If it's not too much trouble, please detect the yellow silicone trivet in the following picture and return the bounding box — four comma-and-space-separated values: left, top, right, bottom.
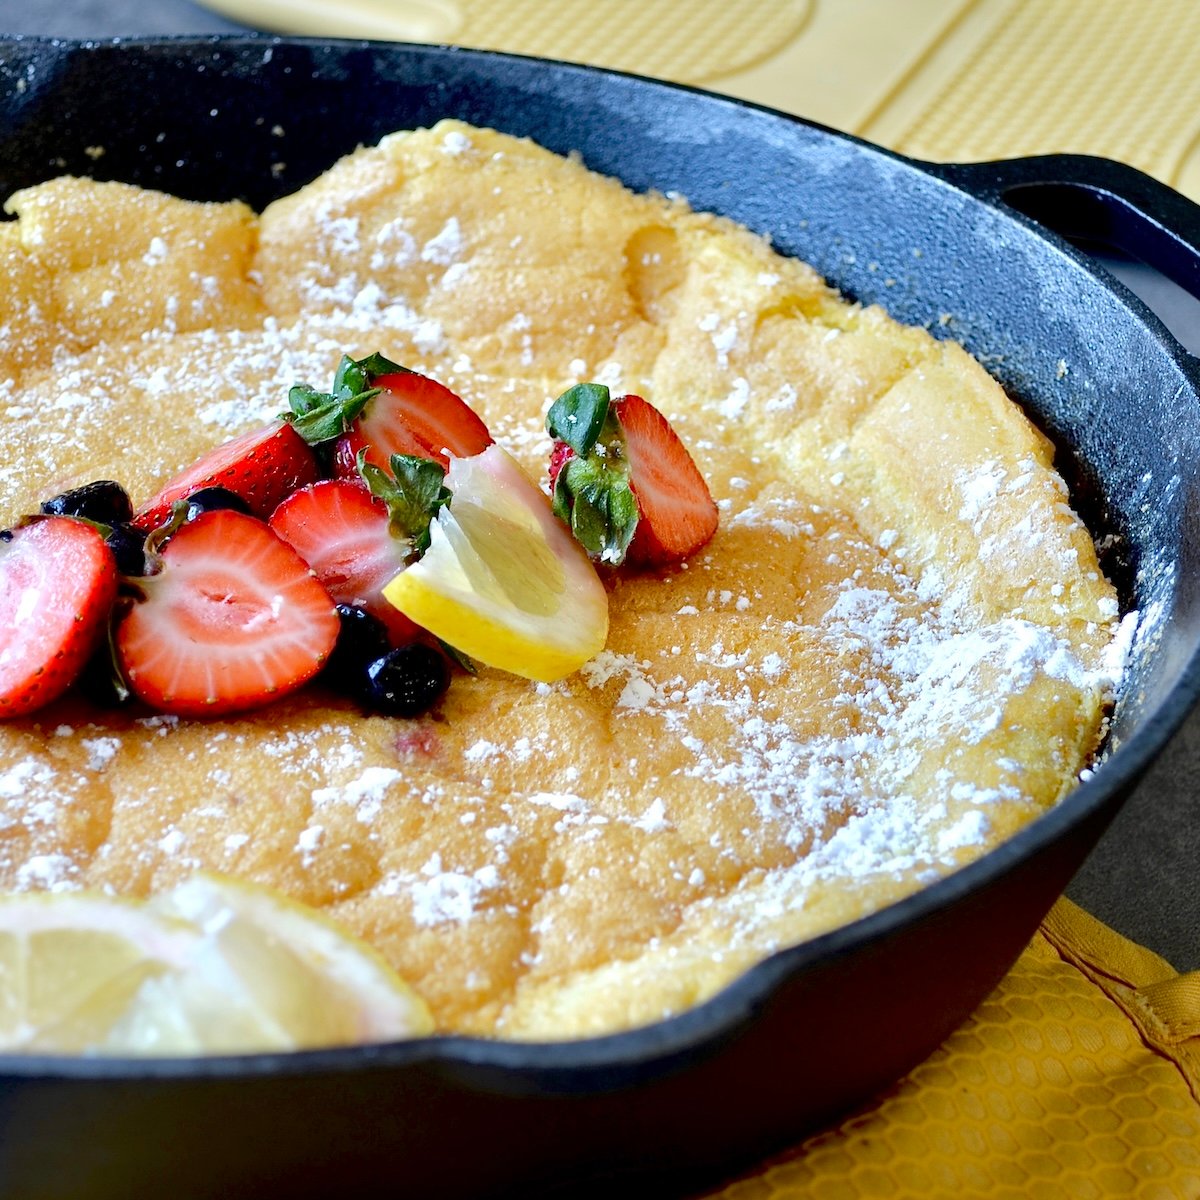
702, 899, 1200, 1199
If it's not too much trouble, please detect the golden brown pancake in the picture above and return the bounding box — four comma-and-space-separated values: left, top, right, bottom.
0, 121, 1125, 1039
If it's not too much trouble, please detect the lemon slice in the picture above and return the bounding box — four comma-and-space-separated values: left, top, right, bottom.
383, 444, 609, 682
0, 878, 432, 1055
0, 893, 198, 1053
149, 873, 433, 1052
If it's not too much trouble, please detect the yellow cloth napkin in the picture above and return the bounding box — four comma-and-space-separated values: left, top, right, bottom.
704, 899, 1200, 1198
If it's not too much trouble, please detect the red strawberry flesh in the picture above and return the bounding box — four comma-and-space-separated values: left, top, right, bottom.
269, 479, 420, 645
132, 421, 321, 532
548, 440, 574, 491
613, 394, 718, 566
116, 509, 338, 717
0, 518, 118, 717
334, 371, 492, 474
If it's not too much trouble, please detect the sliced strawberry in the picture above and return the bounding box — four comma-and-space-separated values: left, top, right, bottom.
116, 510, 338, 718
333, 370, 492, 475
269, 479, 421, 646
546, 384, 717, 567
0, 518, 119, 717
612, 394, 719, 566
132, 421, 321, 532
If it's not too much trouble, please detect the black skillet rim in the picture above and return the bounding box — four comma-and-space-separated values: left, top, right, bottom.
0, 32, 1198, 1083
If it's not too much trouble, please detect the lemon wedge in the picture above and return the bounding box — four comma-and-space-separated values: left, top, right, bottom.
0, 877, 432, 1055
383, 444, 609, 682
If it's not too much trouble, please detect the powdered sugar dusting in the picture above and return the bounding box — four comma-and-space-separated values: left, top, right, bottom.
579, 561, 1124, 883
396, 852, 502, 927
312, 766, 403, 824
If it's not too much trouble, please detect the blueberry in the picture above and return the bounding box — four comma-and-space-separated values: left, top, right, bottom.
105, 522, 148, 576
322, 605, 392, 693
41, 480, 133, 526
320, 608, 451, 717
183, 487, 252, 521
362, 643, 450, 718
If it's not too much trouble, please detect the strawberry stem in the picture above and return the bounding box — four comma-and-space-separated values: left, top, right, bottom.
98, 604, 134, 705
357, 450, 452, 558
140, 500, 191, 576
284, 352, 411, 446
547, 383, 640, 565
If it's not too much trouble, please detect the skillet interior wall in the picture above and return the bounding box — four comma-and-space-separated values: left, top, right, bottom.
1, 35, 1196, 748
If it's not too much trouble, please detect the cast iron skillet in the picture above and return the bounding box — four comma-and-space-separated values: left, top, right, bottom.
1, 36, 1199, 1200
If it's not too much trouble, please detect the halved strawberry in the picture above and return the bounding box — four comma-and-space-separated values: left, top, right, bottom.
269, 479, 421, 646
0, 518, 119, 717
115, 510, 338, 718
331, 368, 493, 474
132, 421, 321, 532
546, 384, 718, 567
613, 394, 720, 565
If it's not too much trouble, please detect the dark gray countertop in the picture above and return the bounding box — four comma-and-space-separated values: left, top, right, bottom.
0, 0, 247, 36
2, 0, 1197, 972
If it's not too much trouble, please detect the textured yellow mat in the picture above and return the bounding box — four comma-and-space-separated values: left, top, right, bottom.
196, 0, 1200, 201
702, 899, 1200, 1199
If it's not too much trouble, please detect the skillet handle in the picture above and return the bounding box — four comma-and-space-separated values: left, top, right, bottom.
939, 155, 1200, 302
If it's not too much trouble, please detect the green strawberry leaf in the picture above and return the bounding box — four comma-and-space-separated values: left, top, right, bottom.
555, 455, 638, 563
358, 450, 452, 557
284, 352, 412, 446
286, 383, 331, 418
546, 383, 611, 456
547, 382, 641, 565
351, 351, 409, 383
285, 386, 377, 444
438, 639, 477, 675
